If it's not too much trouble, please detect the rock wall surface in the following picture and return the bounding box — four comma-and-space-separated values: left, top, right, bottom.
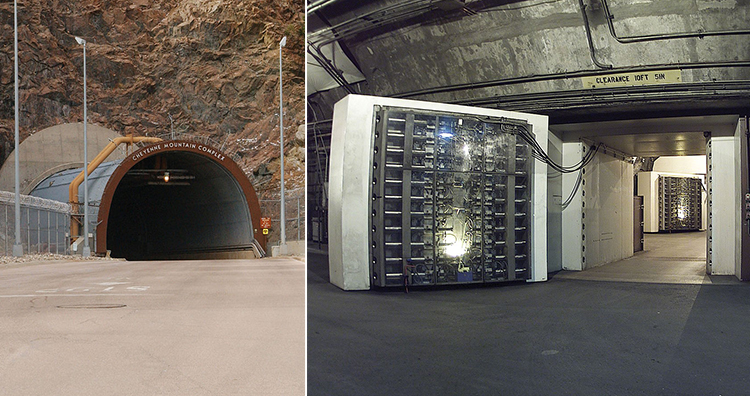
0, 0, 304, 206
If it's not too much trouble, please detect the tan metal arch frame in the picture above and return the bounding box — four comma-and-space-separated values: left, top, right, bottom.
95, 140, 266, 256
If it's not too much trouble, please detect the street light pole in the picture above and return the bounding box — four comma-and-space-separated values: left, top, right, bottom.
12, 0, 22, 257
75, 36, 91, 257
279, 36, 287, 255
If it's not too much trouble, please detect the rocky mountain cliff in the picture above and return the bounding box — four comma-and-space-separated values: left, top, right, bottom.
0, 0, 304, 207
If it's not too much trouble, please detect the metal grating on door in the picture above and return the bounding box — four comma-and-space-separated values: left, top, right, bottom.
658, 176, 702, 231
370, 107, 533, 287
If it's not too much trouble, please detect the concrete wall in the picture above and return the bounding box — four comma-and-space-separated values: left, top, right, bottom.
0, 123, 127, 194
637, 172, 659, 233
653, 156, 706, 174
328, 94, 549, 290
271, 240, 306, 257
311, 0, 750, 106
561, 142, 585, 271
582, 150, 634, 269
707, 136, 737, 275
560, 144, 634, 271
547, 131, 564, 273
735, 121, 743, 279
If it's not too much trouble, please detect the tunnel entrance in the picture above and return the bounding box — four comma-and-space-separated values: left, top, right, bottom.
97, 141, 265, 260
551, 114, 744, 281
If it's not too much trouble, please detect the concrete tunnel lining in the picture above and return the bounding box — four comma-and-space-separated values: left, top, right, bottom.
29, 140, 265, 259
97, 140, 266, 259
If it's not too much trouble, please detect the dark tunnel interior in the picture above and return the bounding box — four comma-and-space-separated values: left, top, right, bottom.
106, 152, 254, 260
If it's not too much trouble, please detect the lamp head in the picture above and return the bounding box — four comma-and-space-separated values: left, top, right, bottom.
280, 36, 287, 47
75, 37, 86, 45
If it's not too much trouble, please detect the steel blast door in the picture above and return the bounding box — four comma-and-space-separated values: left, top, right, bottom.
634, 196, 644, 252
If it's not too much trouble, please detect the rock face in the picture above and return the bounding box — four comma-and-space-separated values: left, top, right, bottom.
0, 0, 304, 243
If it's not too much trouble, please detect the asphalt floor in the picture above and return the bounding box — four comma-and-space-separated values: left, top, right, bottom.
307, 232, 750, 396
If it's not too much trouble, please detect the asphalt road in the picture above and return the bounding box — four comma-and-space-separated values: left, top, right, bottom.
307, 251, 750, 396
0, 257, 305, 395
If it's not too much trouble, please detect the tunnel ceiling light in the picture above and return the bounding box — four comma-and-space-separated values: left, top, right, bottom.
146, 181, 190, 186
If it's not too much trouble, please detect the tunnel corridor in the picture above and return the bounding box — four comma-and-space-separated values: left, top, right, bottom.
104, 151, 256, 260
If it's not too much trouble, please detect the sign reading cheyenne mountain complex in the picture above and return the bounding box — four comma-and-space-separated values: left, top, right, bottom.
131, 141, 227, 162
581, 69, 682, 89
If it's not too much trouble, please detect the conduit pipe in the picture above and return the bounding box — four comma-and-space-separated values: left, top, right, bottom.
69, 135, 162, 239
455, 80, 750, 108
600, 0, 750, 44
307, 0, 342, 15
393, 60, 750, 98
307, 45, 357, 95
578, 0, 612, 69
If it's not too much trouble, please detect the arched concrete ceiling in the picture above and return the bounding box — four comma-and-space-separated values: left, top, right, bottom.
308, 0, 750, 123
0, 123, 128, 194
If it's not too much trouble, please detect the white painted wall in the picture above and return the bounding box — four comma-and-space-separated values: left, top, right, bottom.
582, 151, 634, 269
327, 96, 374, 290
637, 172, 660, 233
547, 131, 563, 273
561, 142, 584, 271
328, 94, 549, 290
734, 121, 743, 279
653, 156, 706, 174
707, 137, 737, 275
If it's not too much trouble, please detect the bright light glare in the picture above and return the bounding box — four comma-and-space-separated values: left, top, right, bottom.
677, 206, 686, 220
463, 144, 470, 156
439, 132, 453, 138
444, 241, 466, 257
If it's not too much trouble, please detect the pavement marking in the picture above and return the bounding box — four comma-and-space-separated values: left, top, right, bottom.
0, 294, 172, 298
65, 288, 90, 292
34, 285, 151, 294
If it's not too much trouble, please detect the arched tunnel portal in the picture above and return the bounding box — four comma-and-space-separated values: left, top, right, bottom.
96, 141, 265, 260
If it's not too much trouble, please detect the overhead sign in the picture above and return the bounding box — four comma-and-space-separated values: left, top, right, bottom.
582, 69, 682, 89
260, 217, 272, 229
130, 141, 227, 163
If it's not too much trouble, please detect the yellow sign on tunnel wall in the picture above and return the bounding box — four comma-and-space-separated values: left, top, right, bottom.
582, 69, 682, 89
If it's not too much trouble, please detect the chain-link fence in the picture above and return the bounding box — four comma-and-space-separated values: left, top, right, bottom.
0, 191, 71, 256
307, 121, 331, 248
260, 195, 305, 247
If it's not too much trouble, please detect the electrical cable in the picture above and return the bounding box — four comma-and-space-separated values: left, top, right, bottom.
561, 168, 583, 208
453, 115, 601, 206
482, 116, 601, 173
